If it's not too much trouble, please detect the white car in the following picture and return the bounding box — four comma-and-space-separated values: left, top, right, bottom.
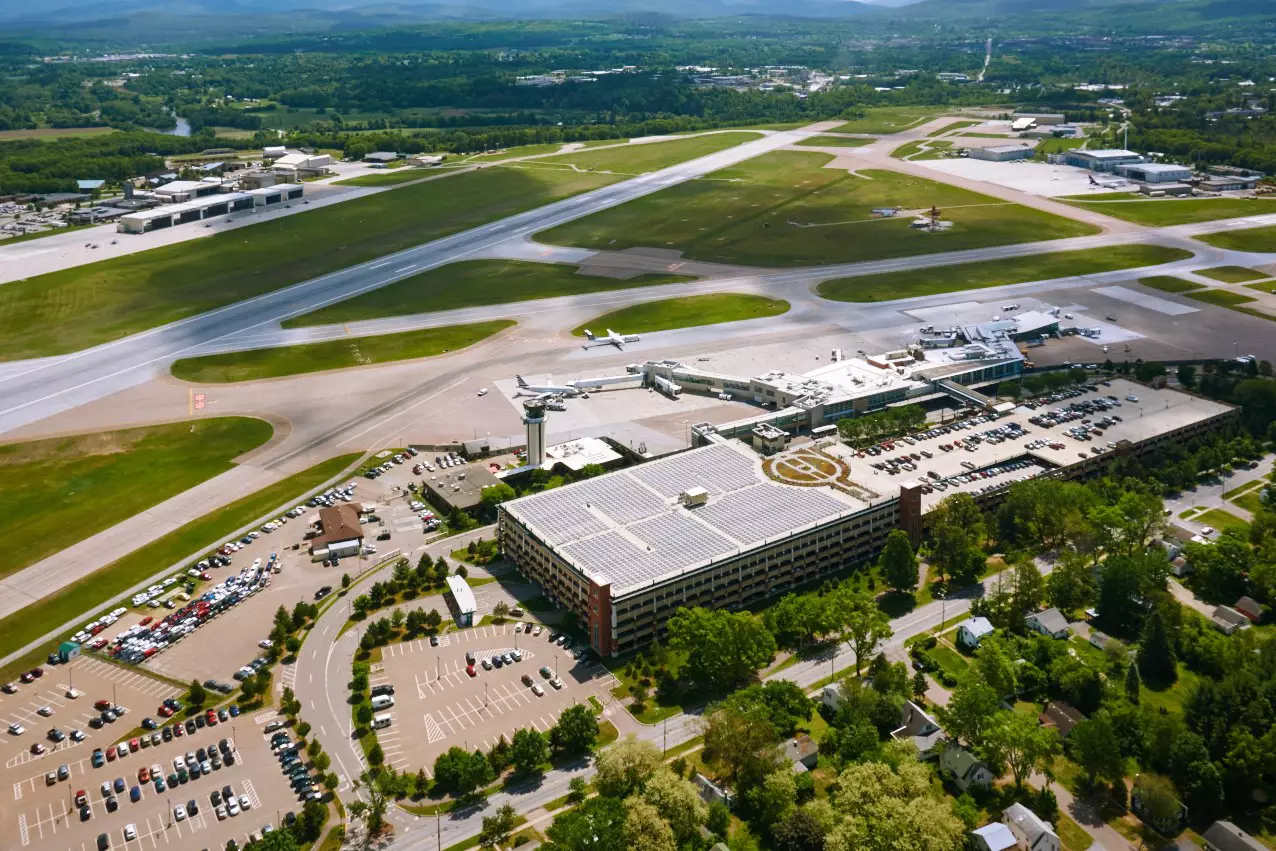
532, 626, 543, 637
227, 799, 240, 817
258, 640, 273, 649
1201, 526, 1216, 535
239, 794, 251, 811
174, 804, 186, 821
477, 388, 489, 396
8, 723, 24, 735
531, 684, 545, 697
216, 805, 227, 821
124, 824, 138, 841
36, 706, 53, 717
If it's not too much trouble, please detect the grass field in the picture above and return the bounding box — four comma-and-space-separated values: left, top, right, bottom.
891, 139, 954, 160
817, 244, 1193, 302
1196, 223, 1276, 252
1139, 275, 1204, 293
1196, 508, 1251, 535
794, 136, 873, 147
1032, 137, 1086, 157
570, 293, 789, 336
1232, 491, 1265, 515
170, 321, 514, 383
1065, 196, 1276, 226
334, 168, 445, 187
0, 166, 620, 362
0, 453, 358, 676
0, 126, 117, 141
1198, 265, 1269, 283
0, 224, 93, 247
539, 152, 1098, 268
928, 120, 980, 137
834, 107, 949, 134
520, 132, 760, 174
285, 260, 694, 328
459, 143, 571, 163
1187, 288, 1260, 308
0, 418, 272, 580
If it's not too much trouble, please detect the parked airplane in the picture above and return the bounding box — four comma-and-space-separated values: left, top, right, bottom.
515, 375, 581, 396
582, 328, 640, 350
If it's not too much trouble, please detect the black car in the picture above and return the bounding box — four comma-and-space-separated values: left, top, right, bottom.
429, 635, 439, 647
161, 728, 172, 742
105, 796, 118, 813
184, 719, 196, 735
89, 717, 104, 730
194, 715, 206, 729
224, 751, 236, 766
314, 586, 332, 601
187, 799, 199, 816
196, 747, 207, 762
142, 718, 157, 730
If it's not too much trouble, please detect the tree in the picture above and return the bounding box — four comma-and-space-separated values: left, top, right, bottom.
1012, 559, 1045, 620
642, 768, 707, 843
706, 800, 731, 838
666, 606, 776, 691
1137, 608, 1177, 685
878, 530, 917, 594
454, 564, 468, 579
822, 751, 966, 851
433, 747, 495, 798
254, 831, 300, 851
700, 702, 781, 787
972, 635, 1019, 699
832, 589, 892, 677
1068, 712, 1125, 787
511, 728, 550, 775
724, 681, 813, 737
1046, 554, 1094, 616
764, 593, 835, 649
929, 493, 986, 587
980, 711, 1059, 788
772, 809, 827, 851
545, 795, 627, 851
479, 803, 519, 849
550, 704, 598, 756
567, 776, 588, 803
367, 744, 384, 766
1124, 661, 1141, 704
188, 679, 207, 707
593, 736, 662, 799
910, 671, 928, 703
1134, 774, 1182, 839
348, 771, 391, 840
938, 681, 1000, 748
1177, 364, 1196, 389
341, 572, 351, 589
748, 770, 797, 829
623, 798, 676, 851
480, 482, 517, 512
493, 601, 510, 620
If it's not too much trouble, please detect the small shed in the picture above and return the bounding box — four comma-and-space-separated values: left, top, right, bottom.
57, 641, 81, 663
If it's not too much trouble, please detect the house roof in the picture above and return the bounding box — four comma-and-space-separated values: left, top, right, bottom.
1028, 607, 1070, 634
782, 733, 818, 765
973, 823, 1017, 851
313, 504, 363, 547
1213, 605, 1249, 627
1235, 596, 1263, 618
1004, 802, 1057, 843
1039, 701, 1085, 737
943, 743, 990, 781
960, 616, 994, 638
1202, 820, 1266, 851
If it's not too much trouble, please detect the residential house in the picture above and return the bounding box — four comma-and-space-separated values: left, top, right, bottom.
1039, 701, 1085, 738
1211, 605, 1250, 634
1201, 820, 1266, 851
1234, 596, 1263, 623
1003, 802, 1060, 851
692, 773, 734, 808
1088, 630, 1110, 651
972, 822, 1018, 851
781, 733, 819, 773
958, 616, 995, 649
820, 684, 842, 712
1133, 775, 1188, 834
891, 700, 944, 760
940, 743, 995, 791
1025, 607, 1071, 639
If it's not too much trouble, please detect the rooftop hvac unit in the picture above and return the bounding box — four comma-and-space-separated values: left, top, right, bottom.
680, 487, 709, 508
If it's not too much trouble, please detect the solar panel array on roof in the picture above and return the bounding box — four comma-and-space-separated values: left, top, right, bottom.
559, 513, 739, 591
512, 495, 609, 544
628, 443, 758, 499
566, 476, 666, 525
697, 483, 852, 545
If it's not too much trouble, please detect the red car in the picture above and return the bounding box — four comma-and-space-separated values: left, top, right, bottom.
139, 617, 152, 626
466, 665, 477, 677
106, 748, 117, 762
173, 724, 184, 738
157, 706, 173, 718
19, 672, 33, 684
30, 668, 43, 679
128, 738, 140, 753
94, 700, 111, 711
138, 767, 149, 783
75, 790, 87, 807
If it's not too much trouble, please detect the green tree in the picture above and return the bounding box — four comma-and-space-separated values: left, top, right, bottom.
511, 728, 550, 775
1137, 608, 1177, 685
823, 752, 966, 851
1068, 712, 1125, 787
1046, 554, 1095, 616
700, 701, 781, 788
433, 747, 495, 798
764, 593, 834, 649
1177, 364, 1196, 388
641, 768, 707, 844
979, 711, 1059, 788
938, 681, 1000, 748
567, 776, 589, 803
188, 679, 207, 707
832, 589, 892, 677
254, 830, 300, 851
772, 810, 827, 851
667, 606, 776, 691
550, 704, 598, 756
480, 482, 517, 512
929, 493, 986, 586
545, 795, 627, 851
1124, 659, 1141, 703
479, 803, 519, 849
623, 798, 675, 851
348, 771, 391, 839
593, 736, 662, 799
879, 530, 917, 594
748, 770, 797, 829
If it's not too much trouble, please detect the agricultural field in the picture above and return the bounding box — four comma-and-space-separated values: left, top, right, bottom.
285, 260, 694, 328
538, 151, 1099, 268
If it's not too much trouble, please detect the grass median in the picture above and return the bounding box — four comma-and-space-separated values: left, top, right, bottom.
817, 244, 1194, 302
1063, 196, 1276, 226
171, 320, 515, 383
513, 131, 761, 174
0, 166, 619, 362
284, 261, 695, 328
570, 293, 790, 336
0, 452, 360, 678
539, 152, 1098, 268
1197, 265, 1269, 284
794, 136, 872, 148
0, 418, 273, 580
1138, 275, 1204, 293
1196, 223, 1276, 252
334, 168, 451, 187
834, 107, 949, 134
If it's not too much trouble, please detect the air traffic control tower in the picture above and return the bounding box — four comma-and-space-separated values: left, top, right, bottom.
523, 399, 548, 466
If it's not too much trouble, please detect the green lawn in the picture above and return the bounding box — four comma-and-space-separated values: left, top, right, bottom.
1194, 507, 1251, 536
1197, 265, 1270, 283
834, 107, 950, 134
1232, 491, 1265, 515
1138, 275, 1204, 293
170, 321, 514, 383
569, 293, 790, 336
1187, 288, 1259, 308
911, 141, 954, 161
284, 261, 695, 328
1139, 663, 1202, 714
794, 136, 873, 147
334, 168, 444, 187
0, 166, 620, 362
1196, 223, 1276, 252
817, 244, 1192, 302
459, 143, 571, 163
539, 153, 1098, 268
1057, 813, 1094, 851
0, 418, 272, 580
519, 132, 761, 174
928, 120, 980, 137
1032, 137, 1086, 157
1066, 197, 1276, 227
929, 644, 970, 679
0, 453, 359, 677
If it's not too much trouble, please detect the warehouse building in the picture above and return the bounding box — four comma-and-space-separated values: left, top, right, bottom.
117, 192, 256, 234
1116, 162, 1192, 184
153, 180, 224, 203
1012, 112, 1066, 126
1063, 149, 1146, 173
970, 144, 1035, 162
247, 185, 304, 207
1198, 175, 1261, 192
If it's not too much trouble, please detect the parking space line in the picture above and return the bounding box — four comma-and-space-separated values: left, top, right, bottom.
17, 812, 27, 846
423, 713, 446, 743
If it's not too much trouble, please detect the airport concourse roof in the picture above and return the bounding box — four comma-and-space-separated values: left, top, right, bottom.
502, 441, 874, 597
1076, 149, 1141, 159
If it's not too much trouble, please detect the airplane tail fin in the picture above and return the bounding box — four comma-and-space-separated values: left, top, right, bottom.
583, 330, 595, 340
516, 375, 528, 388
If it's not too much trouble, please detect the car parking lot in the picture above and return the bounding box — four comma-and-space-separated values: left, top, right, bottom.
0, 703, 305, 851
373, 623, 617, 774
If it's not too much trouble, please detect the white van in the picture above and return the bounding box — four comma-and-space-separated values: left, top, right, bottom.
370, 695, 394, 711
372, 714, 393, 730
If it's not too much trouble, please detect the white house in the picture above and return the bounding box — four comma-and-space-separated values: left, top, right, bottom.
957, 616, 994, 648
940, 743, 995, 791
1025, 607, 1070, 640
972, 822, 1017, 851
1003, 803, 1060, 851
